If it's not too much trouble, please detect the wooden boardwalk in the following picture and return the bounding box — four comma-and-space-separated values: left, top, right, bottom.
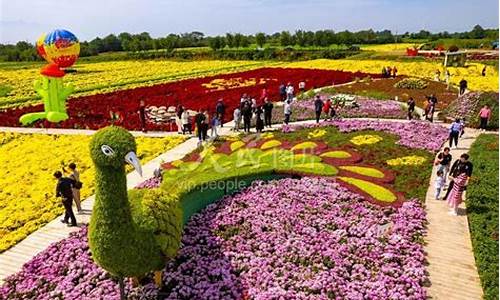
0, 119, 487, 300
425, 128, 484, 300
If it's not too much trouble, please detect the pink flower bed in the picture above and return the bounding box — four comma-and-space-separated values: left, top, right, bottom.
284, 120, 449, 152
1, 177, 427, 300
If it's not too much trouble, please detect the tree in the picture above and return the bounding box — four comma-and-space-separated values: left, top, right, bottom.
226, 33, 235, 48
208, 36, 225, 50
280, 31, 293, 47
294, 30, 306, 47
471, 25, 486, 39
255, 32, 266, 48
102, 34, 122, 52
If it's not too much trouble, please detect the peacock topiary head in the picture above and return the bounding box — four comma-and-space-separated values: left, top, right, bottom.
90, 126, 142, 175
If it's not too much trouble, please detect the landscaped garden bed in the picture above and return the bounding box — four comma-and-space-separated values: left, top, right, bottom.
438, 92, 499, 129
467, 134, 499, 299
0, 133, 186, 252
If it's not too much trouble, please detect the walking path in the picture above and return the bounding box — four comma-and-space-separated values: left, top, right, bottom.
0, 118, 488, 300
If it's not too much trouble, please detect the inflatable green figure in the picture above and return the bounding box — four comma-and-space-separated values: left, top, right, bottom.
20, 69, 74, 125
20, 29, 80, 125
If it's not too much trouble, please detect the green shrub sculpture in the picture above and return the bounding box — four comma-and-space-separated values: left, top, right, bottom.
88, 126, 182, 299
394, 78, 428, 89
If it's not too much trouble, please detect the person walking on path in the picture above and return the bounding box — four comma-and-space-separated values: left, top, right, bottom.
434, 69, 441, 81
443, 153, 473, 205
286, 82, 294, 101
181, 110, 191, 134
210, 113, 220, 138
279, 83, 286, 101
314, 95, 324, 124
263, 98, 273, 128
435, 169, 445, 200
67, 163, 82, 213
478, 105, 491, 131
424, 99, 433, 122
176, 105, 184, 134
481, 66, 486, 76
242, 102, 252, 133
138, 100, 147, 133
459, 79, 468, 96
54, 171, 77, 227
407, 97, 415, 120
445, 70, 451, 90
323, 98, 332, 121
284, 100, 292, 124
298, 81, 306, 92
255, 106, 264, 133
435, 147, 452, 185
233, 107, 241, 132
195, 109, 206, 145
446, 153, 473, 216
215, 99, 225, 127
392, 66, 398, 78
449, 118, 462, 148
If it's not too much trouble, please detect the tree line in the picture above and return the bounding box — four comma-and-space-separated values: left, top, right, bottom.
0, 25, 497, 62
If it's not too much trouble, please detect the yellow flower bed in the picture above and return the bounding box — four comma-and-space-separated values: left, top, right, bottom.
360, 43, 416, 52
202, 77, 267, 91
307, 129, 327, 139
281, 59, 498, 91
386, 155, 427, 166
0, 60, 266, 107
350, 134, 383, 145
0, 132, 185, 252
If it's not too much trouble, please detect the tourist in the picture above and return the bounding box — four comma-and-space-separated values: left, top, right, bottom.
381, 67, 388, 78
260, 87, 268, 102
194, 109, 206, 144
176, 105, 184, 134
434, 69, 440, 81
435, 170, 445, 200
255, 106, 264, 133
284, 100, 292, 124
286, 82, 294, 101
279, 83, 287, 101
138, 100, 147, 133
233, 107, 241, 131
445, 70, 451, 90
478, 104, 491, 131
449, 118, 462, 149
444, 153, 473, 203
202, 110, 209, 140
263, 98, 273, 128
424, 99, 433, 122
330, 103, 338, 120
68, 163, 82, 213
210, 113, 220, 138
251, 98, 257, 113
459, 118, 466, 137
242, 102, 252, 133
386, 66, 392, 78
446, 153, 473, 216
240, 93, 248, 108
459, 79, 467, 96
314, 95, 324, 123
298, 81, 306, 92
407, 97, 415, 120
392, 66, 398, 78
215, 99, 225, 127
181, 110, 191, 134
323, 98, 332, 121
54, 171, 77, 227
435, 147, 452, 185
482, 66, 486, 76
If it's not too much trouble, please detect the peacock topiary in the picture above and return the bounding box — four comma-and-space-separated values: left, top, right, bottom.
88, 126, 183, 299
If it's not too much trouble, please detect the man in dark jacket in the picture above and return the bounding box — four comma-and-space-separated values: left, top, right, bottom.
407, 97, 415, 120
314, 95, 324, 123
279, 83, 286, 101
263, 98, 273, 128
242, 102, 252, 133
195, 109, 206, 143
54, 171, 77, 227
215, 99, 225, 127
459, 79, 467, 96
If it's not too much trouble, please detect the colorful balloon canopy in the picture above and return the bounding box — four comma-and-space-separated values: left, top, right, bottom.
36, 29, 80, 68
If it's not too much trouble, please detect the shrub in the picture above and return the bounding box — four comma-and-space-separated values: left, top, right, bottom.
448, 45, 459, 52
467, 134, 499, 299
394, 78, 428, 89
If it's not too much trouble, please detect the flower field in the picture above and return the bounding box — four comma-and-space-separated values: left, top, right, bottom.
0, 177, 428, 300
0, 68, 377, 130
283, 59, 498, 91
0, 60, 267, 108
0, 133, 185, 252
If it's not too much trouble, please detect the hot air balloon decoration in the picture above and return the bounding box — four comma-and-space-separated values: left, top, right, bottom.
20, 29, 80, 125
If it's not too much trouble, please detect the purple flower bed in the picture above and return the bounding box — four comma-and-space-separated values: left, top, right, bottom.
439, 92, 481, 121
294, 97, 407, 119
135, 177, 162, 189
1, 177, 428, 300
284, 120, 449, 152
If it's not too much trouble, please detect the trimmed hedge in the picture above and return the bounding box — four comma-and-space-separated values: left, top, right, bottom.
467, 134, 499, 299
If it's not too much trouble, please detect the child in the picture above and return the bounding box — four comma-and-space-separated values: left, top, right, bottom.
435, 170, 445, 200
210, 114, 220, 138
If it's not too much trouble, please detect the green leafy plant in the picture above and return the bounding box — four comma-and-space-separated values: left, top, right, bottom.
394, 78, 428, 89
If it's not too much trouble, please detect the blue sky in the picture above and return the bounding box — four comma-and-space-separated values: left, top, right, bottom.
0, 0, 498, 43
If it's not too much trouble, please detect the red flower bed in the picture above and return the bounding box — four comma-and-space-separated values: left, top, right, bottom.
0, 68, 378, 131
